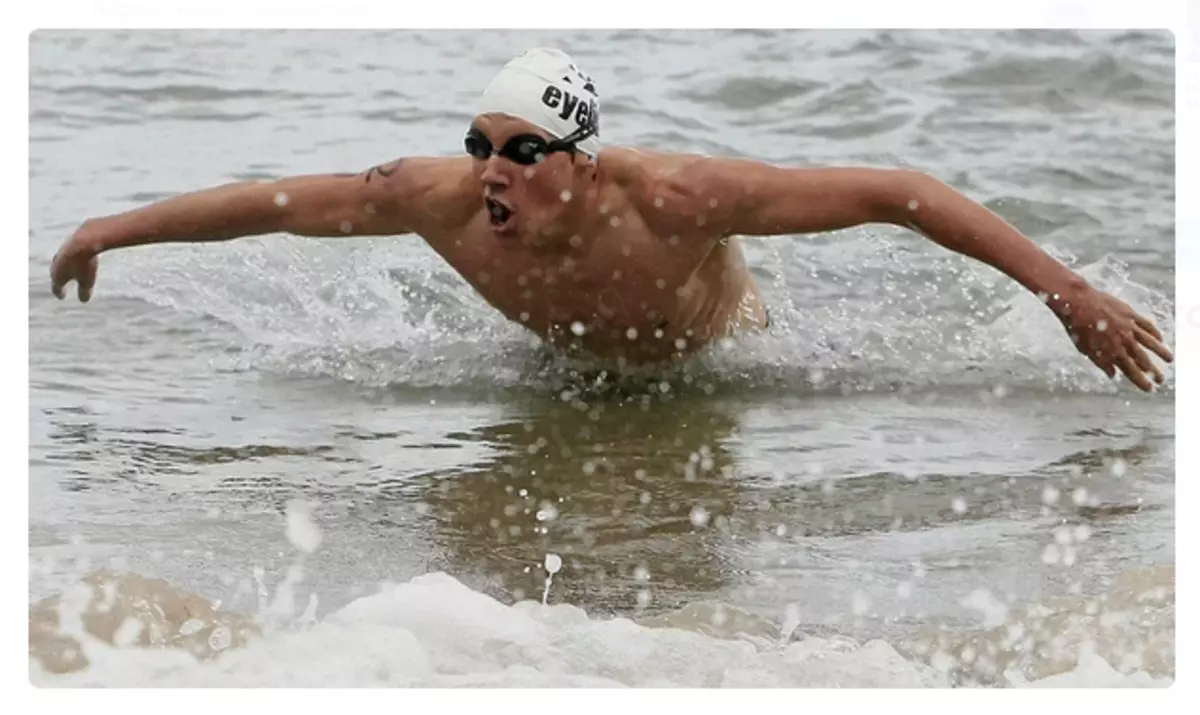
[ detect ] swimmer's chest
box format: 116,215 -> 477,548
429,222 -> 710,332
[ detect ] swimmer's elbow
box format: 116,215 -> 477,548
872,169 -> 947,226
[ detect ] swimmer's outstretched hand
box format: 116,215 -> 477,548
1056,283 -> 1173,392
50,224 -> 101,303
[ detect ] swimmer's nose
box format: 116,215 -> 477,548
480,156 -> 511,188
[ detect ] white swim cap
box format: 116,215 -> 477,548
476,47 -> 601,157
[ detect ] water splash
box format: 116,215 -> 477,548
30,568 -> 1172,688
94,219 -> 1173,401
542,553 -> 563,605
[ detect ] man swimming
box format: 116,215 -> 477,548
50,47 -> 1172,391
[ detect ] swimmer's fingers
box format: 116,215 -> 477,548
79,256 -> 98,302
1135,326 -> 1173,364
1133,313 -> 1164,342
49,250 -> 71,300
1126,338 -> 1164,386
49,246 -> 99,302
1116,353 -> 1154,392
50,270 -> 66,300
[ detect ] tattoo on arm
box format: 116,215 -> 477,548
363,159 -> 403,183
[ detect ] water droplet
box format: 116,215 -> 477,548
1096,319 -> 1108,332
708,197 -> 719,208
897,581 -> 913,599
1042,485 -> 1061,505
690,506 -> 711,528
1110,458 -> 1128,478
536,502 -> 559,522
560,190 -> 573,202
179,618 -> 205,636
285,500 -> 323,554
636,589 -> 652,608
952,497 -> 967,514
571,321 -> 587,336
113,617 -> 142,647
1041,544 -> 1061,564
907,199 -> 919,210
208,626 -> 232,652
654,197 -> 664,208
1072,487 -> 1089,506
273,192 -> 289,207
852,592 -> 870,616
364,202 -> 376,215
633,565 -> 651,582
655,278 -> 666,289
544,553 -> 563,574
519,311 -> 530,322
339,220 -> 353,234
609,215 -> 621,227
781,603 -> 802,639
674,338 -> 687,351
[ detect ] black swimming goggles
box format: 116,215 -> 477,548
464,121 -> 597,166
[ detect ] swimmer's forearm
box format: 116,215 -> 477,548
83,181 -> 292,251
890,172 -> 1089,313
81,173 -> 401,252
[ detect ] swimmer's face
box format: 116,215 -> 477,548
467,113 -> 591,240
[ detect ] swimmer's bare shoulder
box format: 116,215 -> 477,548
602,147 -> 735,243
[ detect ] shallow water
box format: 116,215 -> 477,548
28,29 -> 1175,687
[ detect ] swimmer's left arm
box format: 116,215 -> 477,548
705,159 -> 1173,391
711,162 -> 1083,308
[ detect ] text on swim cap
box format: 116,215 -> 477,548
540,86 -> 596,129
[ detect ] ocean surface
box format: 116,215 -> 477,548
27,29 -> 1176,687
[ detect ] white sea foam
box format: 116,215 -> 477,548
30,570 -> 1171,689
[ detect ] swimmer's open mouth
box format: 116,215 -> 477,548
486,197 -> 513,226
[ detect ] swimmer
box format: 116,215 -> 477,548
50,47 -> 1173,391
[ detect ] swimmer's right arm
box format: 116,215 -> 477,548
51,158 -> 445,301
